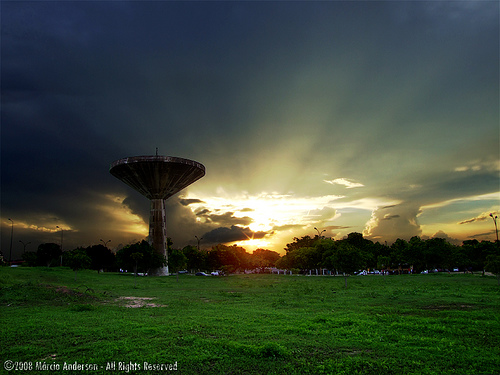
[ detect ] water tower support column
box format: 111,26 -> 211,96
149,198 -> 169,275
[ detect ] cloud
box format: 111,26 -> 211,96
324,178 -> 364,189
468,231 -> 496,240
459,211 -> 498,225
454,159 -> 500,173
382,214 -> 400,220
1,1 -> 497,255
304,207 -> 339,222
180,198 -> 205,206
428,230 -> 461,245
201,225 -> 269,245
195,208 -> 211,216
363,203 -> 422,243
271,224 -> 305,232
197,211 -> 253,227
421,193 -> 499,211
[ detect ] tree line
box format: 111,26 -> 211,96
14,240 -> 281,276
11,232 -> 500,282
277,233 -> 499,275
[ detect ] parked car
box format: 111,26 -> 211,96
195,272 -> 209,276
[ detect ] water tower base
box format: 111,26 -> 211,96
150,266 -> 169,276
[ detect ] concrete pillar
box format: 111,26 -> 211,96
149,199 -> 169,275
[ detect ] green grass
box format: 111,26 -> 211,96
1,268 -> 499,374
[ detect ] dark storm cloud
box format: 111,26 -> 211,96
195,209 -> 211,216
180,198 -> 205,206
198,211 -> 253,227
324,225 -> 351,231
201,225 -> 268,245
381,205 -> 398,210
382,215 -> 400,221
468,231 -> 496,240
122,197 -> 149,223
1,1 -> 498,256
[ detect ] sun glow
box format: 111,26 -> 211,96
97,194 -> 148,236
187,191 -> 345,232
3,217 -> 74,233
229,237 -> 272,252
182,189 -> 409,252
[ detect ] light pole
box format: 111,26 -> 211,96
195,236 -> 203,251
56,226 -> 63,266
8,218 -> 14,265
314,227 -> 325,238
19,240 -> 31,254
490,213 -> 498,244
100,239 -> 111,248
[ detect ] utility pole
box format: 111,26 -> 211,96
56,226 -> 63,266
19,240 -> 31,254
8,218 -> 14,265
490,213 -> 498,244
314,227 -> 325,238
195,236 -> 203,251
100,239 -> 111,248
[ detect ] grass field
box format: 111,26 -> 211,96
1,267 -> 499,374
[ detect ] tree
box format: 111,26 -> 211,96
294,247 -> 318,271
21,251 -> 38,267
332,242 -> 364,287
284,236 -> 317,254
168,248 -> 187,279
390,239 -> 408,273
275,250 -> 298,271
116,240 -> 166,275
485,255 -> 500,285
207,244 -> 249,274
252,249 -> 281,268
130,252 -> 143,287
64,248 -> 91,282
86,244 -> 116,273
182,245 -> 207,273
425,238 -> 449,270
37,243 -> 62,267
407,236 -> 426,272
377,255 -> 391,277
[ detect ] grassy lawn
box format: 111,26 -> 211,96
1,267 -> 499,374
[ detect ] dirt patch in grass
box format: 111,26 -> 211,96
1,282 -> 98,306
116,296 -> 167,308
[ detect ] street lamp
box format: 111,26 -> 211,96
8,218 -> 14,265
195,236 -> 203,251
100,239 -> 111,248
490,213 -> 498,243
314,227 -> 325,238
19,240 -> 31,254
56,226 -> 63,266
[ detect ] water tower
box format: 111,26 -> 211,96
110,154 -> 205,275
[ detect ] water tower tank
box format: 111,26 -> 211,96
110,155 -> 205,275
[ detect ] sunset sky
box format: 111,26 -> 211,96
2,1 -> 499,259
